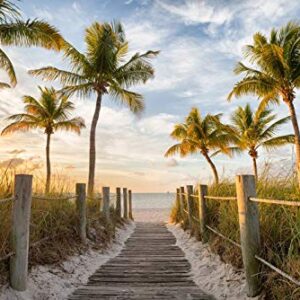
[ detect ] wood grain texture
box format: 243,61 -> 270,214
69,222 -> 214,300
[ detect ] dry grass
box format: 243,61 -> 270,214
170,167 -> 300,299
0,167 -> 123,285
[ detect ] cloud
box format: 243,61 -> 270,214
0,158 -> 25,169
66,164 -> 76,170
8,149 -> 26,155
157,0 -> 232,25
166,158 -> 178,167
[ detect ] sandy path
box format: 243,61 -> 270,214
167,224 -> 254,300
0,223 -> 135,300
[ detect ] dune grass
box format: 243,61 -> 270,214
170,170 -> 300,299
0,167 -> 123,285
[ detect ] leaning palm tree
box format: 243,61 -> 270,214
165,107 -> 233,185
29,21 -> 158,196
0,0 -> 63,88
1,87 -> 85,193
228,21 -> 300,186
230,103 -> 294,180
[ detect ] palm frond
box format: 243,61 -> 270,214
28,66 -> 87,86
109,84 -> 144,115
0,19 -> 64,50
59,83 -> 94,98
0,47 -> 16,86
52,117 -> 85,134
0,81 -> 10,89
1,120 -> 39,135
260,134 -> 295,150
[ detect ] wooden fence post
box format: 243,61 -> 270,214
236,175 -> 261,297
10,174 -> 33,291
186,185 -> 193,228
176,188 -> 181,222
102,187 -> 110,222
76,183 -> 87,245
116,187 -> 121,218
198,184 -> 208,243
179,186 -> 185,221
123,188 -> 128,219
128,190 -> 133,220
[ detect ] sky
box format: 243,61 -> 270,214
0,0 -> 299,192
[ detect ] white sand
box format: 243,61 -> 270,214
134,208 -> 171,223
167,223 -> 258,300
0,222 -> 135,300
0,204 -> 258,300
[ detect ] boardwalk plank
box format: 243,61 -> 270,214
68,222 -> 214,300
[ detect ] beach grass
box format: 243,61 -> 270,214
0,168 -> 122,285
170,169 -> 300,299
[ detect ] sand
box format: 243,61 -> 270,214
167,223 -> 257,300
0,207 -> 257,300
0,222 -> 135,300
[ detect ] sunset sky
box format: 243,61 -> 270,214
0,0 -> 298,192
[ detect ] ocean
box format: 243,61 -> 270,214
131,193 -> 175,223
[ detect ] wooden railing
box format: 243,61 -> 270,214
175,174 -> 300,297
0,174 -> 134,292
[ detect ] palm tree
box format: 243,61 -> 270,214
1,87 -> 85,193
165,107 -> 233,185
230,103 -> 294,180
228,21 -> 300,187
28,21 -> 158,196
0,0 -> 63,88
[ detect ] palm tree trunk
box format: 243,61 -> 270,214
45,133 -> 51,194
286,100 -> 300,188
88,92 -> 102,197
203,153 -> 219,185
252,157 -> 258,181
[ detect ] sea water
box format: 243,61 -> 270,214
131,193 -> 176,223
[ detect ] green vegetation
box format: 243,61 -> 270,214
229,102 -> 294,180
1,87 -> 85,193
0,168 -> 124,285
228,21 -> 300,188
165,107 -> 233,184
167,21 -> 300,299
170,172 -> 300,299
0,0 -> 64,88
28,21 -> 159,196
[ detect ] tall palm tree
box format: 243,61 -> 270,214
165,107 -> 233,185
1,87 -> 85,193
0,0 -> 64,88
228,21 -> 300,186
28,21 -> 158,196
230,103 -> 294,180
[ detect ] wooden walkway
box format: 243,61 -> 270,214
69,222 -> 213,300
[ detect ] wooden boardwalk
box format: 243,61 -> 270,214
69,222 -> 213,300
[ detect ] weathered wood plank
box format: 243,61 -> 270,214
68,222 -> 214,300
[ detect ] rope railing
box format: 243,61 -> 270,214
178,192 -> 188,196
0,197 -> 13,204
206,225 -> 241,248
249,197 -> 300,207
175,179 -> 300,294
255,255 -> 300,286
204,195 -> 237,201
32,195 -> 77,201
0,251 -> 14,262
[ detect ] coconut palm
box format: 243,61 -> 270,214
28,21 -> 158,196
228,21 -> 300,186
230,103 -> 294,180
0,0 -> 63,88
165,107 -> 233,185
1,87 -> 85,193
